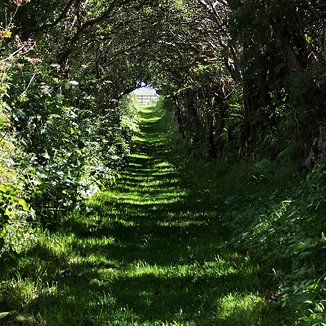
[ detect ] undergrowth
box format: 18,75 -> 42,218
173,142 -> 326,325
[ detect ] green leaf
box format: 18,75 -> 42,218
18,198 -> 29,211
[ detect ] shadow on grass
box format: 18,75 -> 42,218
0,104 -> 283,325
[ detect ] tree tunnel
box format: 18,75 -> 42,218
1,0 -> 326,224
0,0 -> 325,189
1,2 -> 326,323
3,0 -> 326,161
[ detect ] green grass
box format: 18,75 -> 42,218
0,102 -> 288,325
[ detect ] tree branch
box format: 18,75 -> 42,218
28,0 -> 78,33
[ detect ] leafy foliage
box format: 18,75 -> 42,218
0,1 -> 142,245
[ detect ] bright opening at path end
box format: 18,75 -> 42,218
132,87 -> 159,105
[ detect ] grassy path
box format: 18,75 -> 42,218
1,104 -> 282,325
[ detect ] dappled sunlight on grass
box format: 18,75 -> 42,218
212,293 -> 266,325
122,257 -> 240,279
0,103 -> 282,325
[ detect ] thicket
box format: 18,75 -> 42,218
0,0 -> 141,253
159,1 -> 326,164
